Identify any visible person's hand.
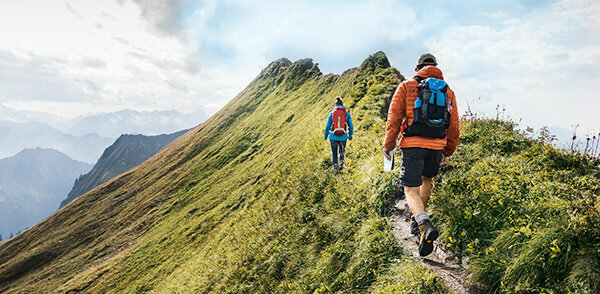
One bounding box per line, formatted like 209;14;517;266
383;148;391;161
349;136;353;141
440;154;447;167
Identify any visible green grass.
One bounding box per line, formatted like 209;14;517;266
0;52;447;293
431;119;600;293
3;51;596;293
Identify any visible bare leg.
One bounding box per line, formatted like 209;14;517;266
406;178;439;256
420;176;434;209
404;186;425;215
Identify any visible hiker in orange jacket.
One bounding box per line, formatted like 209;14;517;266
383;53;459;256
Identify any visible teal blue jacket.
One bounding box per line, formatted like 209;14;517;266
324;105;353;141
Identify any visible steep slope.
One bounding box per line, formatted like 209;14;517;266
0;148;92;240
0;52;449;293
60;130;188;208
0;121;114;163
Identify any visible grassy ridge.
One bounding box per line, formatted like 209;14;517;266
2;51;594;293
0;52;446;293
431;119;600;293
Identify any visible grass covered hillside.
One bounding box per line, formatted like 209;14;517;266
431;120;600;293
0;52;447;293
2;51;596;294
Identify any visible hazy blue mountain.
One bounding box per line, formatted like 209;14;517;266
60;129;188;208
0;121;114;163
0;148;92;239
64;109;205;138
0;104;67;127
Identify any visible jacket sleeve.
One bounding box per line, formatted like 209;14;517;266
347;112;354;139
324;113;332;139
383;83;407;150
443;90;460;156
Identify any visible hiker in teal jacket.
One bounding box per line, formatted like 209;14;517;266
324;97;354;170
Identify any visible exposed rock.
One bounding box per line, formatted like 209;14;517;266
258;58;292;78
286;58;322;77
358;51;391;73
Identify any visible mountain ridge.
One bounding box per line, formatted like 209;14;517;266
64;109;205;138
59;129;188;208
1;51;597;293
0;51;419;293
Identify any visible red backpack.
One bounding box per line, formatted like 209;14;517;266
332;106;347;136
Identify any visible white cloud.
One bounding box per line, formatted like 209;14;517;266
0;0;422;119
0;0;597;135
425;0;600;130
184;0;418;73
0;0;234;118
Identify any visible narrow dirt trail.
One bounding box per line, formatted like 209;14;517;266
391;197;487;294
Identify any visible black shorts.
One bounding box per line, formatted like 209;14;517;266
400;148;443;187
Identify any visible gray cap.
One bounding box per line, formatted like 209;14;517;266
417;53;437;66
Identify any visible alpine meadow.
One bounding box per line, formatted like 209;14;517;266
0;52;598;293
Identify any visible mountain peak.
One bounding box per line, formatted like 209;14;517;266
358;51;391;72
287;58;321;77
258;57;322;79
259;52;390;81
259;58;292;77
16;147;65;158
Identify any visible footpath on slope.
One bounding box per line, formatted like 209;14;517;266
391;196;488;294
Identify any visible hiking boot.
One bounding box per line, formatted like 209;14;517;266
410;215;419;235
339;161;344;170
418;220;439;256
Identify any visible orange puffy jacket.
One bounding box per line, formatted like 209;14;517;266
384;66;459;157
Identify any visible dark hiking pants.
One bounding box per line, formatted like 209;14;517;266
330;140;347;168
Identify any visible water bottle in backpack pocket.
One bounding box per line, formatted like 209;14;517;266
403;78;450;139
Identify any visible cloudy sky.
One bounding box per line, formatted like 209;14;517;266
0;0;598;134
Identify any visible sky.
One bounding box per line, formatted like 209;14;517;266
0;0;598;135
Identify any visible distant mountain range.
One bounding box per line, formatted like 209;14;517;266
0;121;114;163
0;108;205;163
63;109;205;138
60;129;188;208
0;148;92;240
0;104;206;138
0;105;66;126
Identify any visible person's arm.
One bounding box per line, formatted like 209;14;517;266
324;113;332;140
383;83;407;153
443;89;460;157
347;112;354;140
